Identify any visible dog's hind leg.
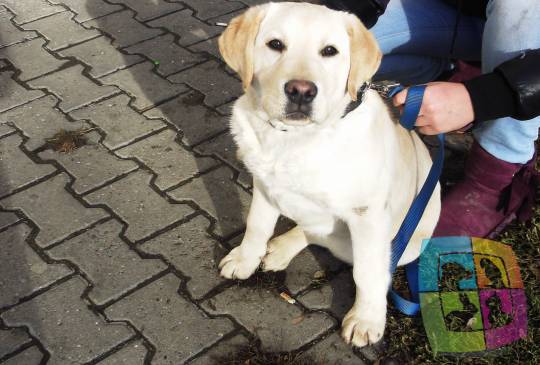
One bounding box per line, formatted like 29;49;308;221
262;226;309;272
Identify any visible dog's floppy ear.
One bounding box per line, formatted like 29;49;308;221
346;15;382;100
218;6;267;90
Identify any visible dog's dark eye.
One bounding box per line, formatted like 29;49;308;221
267;39;285;52
321;45;338;57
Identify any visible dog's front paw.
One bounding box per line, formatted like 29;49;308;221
219;246;261;280
341;308;385;347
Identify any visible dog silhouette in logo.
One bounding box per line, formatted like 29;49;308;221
486;292;513;328
440;262;473;292
480;257;507;289
445;292;479;332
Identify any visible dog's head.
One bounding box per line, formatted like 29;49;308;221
219;2;381;127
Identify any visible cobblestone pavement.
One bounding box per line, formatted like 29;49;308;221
0;0;392;364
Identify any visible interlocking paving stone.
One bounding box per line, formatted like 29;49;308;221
0;95;90;152
125;34;207;77
21;11;100;51
203;286;335;352
97;340;146;365
110;0;184;21
0;71;44;113
0;0;65;25
0;210;19;230
0;223;72;308
0;173;109;247
2;346;43;365
101;62;187;111
84;170;193;242
47;219;167;305
105;273;234;365
59;36;144;78
0;327;32;358
297;269;356;318
147;9;222;47
189;36;220;60
299;332;367;364
1;276;134;364
139;215;228;299
0;11;38;48
188;334;249;365
143;90;229;147
28;65;119;112
84;10;164;48
0;38;67;81
181;0;245;21
167;166;251;238
115;129;217;191
69;94;165;150
49;0;123;23
194;132;252;188
0;123;14;138
39;132;139;194
168;60;242;107
0;134;55;197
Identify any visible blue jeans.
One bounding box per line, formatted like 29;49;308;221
371;0;540;164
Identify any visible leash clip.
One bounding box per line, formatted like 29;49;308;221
371;82;402;98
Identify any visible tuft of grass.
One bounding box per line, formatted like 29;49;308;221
45;128;94;153
213;342;326;365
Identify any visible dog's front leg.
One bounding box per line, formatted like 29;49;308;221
342;211;391;347
219;181;279;279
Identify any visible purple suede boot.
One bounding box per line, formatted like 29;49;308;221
433;140;539;239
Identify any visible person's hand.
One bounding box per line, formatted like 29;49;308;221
392;82;475;135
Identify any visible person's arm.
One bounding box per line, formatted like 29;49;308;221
322;0;390;28
463;49;540;123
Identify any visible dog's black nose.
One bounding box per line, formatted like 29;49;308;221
284;80;318;104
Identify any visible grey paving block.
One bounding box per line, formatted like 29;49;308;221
1;276;134;364
0;0;65;25
181;0;245;21
105;273;234;365
0;123;15;138
0;173;109;247
110;0;184;21
143;91;229;147
189;36;220;60
167;166;251;238
2;346;43;365
84;170;193;242
125;34;207;77
69;94;165;150
284;247;343;295
202;285;335;352
0;38;67;81
147;9;221;47
299;332;367;364
0;223;72;308
115;129;217;191
39;133;139;194
0;327;32;358
168;60;242;108
139;215;228;299
59;36;144;79
0;11;38;47
0;71;44;113
28;65;119;112
297;269;356;318
97;340;147;365
100;62;187;111
0;95;90;152
83;10;164;48
194;132;252;188
47;219;167;305
0;210;19;230
238;0;270;5
21;11;100;51
0;134;56;197
49;0;123;23
188;334;249;365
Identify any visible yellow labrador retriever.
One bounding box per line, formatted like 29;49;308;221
218;2;440;347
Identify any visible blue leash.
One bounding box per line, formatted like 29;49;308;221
385;85;445;315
